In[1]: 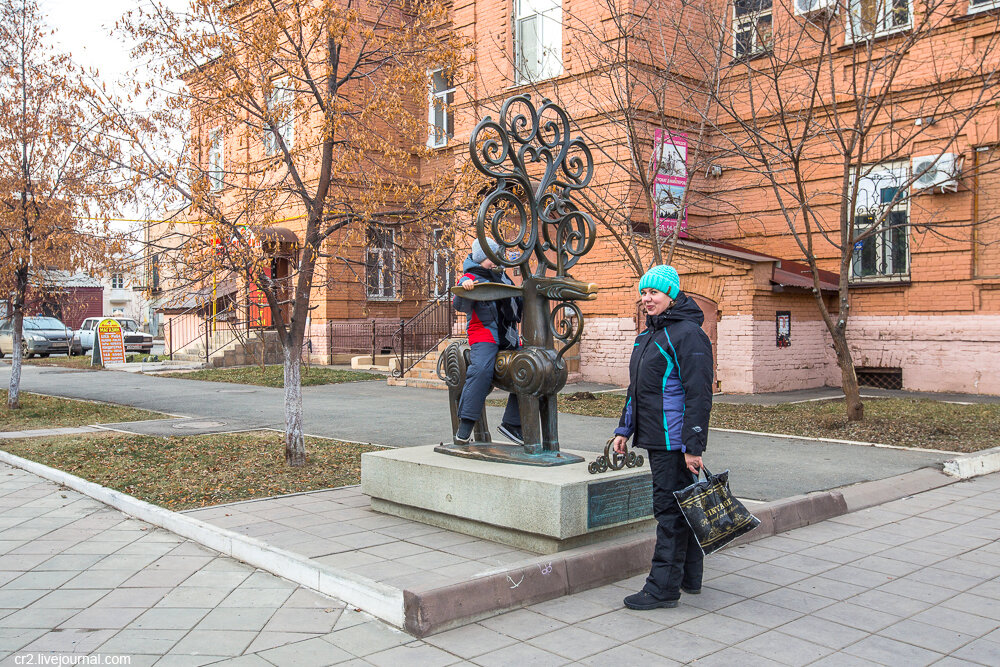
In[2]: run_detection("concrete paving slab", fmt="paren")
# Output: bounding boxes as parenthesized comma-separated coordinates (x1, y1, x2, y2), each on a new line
(2, 466, 1000, 664)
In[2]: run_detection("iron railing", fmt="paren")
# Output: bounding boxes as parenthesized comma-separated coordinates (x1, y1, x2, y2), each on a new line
(329, 320, 402, 363)
(391, 293, 455, 378)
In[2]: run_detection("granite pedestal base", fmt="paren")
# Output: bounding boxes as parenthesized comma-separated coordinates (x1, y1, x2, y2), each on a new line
(361, 445, 654, 554)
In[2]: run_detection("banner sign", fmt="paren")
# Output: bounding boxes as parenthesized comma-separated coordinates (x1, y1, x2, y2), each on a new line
(94, 318, 126, 365)
(652, 129, 689, 235)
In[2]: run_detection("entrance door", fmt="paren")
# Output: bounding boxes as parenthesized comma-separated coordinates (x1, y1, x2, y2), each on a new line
(687, 293, 718, 387)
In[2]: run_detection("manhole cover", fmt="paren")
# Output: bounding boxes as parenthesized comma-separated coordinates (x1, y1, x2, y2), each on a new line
(172, 420, 227, 430)
(218, 389, 256, 394)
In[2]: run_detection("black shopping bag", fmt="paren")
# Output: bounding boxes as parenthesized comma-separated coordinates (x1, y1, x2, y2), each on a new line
(673, 466, 760, 555)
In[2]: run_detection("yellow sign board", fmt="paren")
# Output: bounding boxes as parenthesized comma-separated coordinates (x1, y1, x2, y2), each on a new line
(93, 318, 126, 365)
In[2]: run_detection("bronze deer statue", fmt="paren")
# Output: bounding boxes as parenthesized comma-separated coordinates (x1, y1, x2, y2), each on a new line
(435, 94, 598, 466)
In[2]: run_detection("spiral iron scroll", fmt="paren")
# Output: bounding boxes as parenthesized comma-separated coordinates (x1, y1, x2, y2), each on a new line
(589, 438, 645, 475)
(470, 94, 596, 277)
(550, 302, 583, 365)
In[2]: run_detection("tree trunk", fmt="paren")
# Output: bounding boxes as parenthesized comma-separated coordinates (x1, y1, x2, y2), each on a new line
(829, 327, 864, 422)
(283, 344, 306, 466)
(7, 309, 24, 410)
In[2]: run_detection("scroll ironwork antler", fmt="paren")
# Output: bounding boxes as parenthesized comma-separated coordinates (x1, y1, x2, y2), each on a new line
(469, 94, 596, 278)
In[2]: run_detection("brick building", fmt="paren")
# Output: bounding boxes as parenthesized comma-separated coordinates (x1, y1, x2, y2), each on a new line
(429, 0, 1000, 395)
(157, 0, 1000, 395)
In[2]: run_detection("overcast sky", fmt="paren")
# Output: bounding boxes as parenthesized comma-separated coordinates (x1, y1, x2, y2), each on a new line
(40, 0, 139, 86)
(39, 0, 186, 225)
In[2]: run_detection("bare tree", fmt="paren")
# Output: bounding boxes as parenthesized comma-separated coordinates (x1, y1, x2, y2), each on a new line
(0, 0, 122, 409)
(96, 0, 467, 464)
(689, 0, 1000, 419)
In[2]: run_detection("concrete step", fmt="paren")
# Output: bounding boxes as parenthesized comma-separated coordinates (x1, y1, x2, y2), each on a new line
(386, 376, 447, 390)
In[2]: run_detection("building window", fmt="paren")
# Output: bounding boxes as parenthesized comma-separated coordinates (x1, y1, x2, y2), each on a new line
(734, 0, 772, 58)
(969, 0, 1000, 13)
(430, 229, 454, 297)
(428, 70, 455, 148)
(366, 227, 397, 299)
(515, 0, 562, 83)
(851, 162, 909, 281)
(208, 128, 224, 192)
(264, 78, 294, 156)
(848, 0, 910, 41)
(110, 273, 125, 289)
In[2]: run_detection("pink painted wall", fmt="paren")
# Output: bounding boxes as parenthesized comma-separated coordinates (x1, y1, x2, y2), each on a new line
(847, 315, 1000, 395)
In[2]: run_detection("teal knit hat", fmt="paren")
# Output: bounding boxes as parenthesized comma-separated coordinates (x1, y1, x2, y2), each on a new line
(638, 265, 681, 299)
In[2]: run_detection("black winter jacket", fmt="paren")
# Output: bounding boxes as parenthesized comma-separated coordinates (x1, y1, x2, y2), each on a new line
(614, 293, 714, 456)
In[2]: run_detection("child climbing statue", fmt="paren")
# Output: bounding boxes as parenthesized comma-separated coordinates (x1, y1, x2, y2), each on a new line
(452, 238, 524, 445)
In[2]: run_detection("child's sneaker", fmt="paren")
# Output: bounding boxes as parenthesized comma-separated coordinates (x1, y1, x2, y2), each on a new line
(497, 423, 524, 445)
(455, 419, 476, 444)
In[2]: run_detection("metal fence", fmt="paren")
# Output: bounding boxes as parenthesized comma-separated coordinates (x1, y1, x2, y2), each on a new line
(329, 320, 402, 362)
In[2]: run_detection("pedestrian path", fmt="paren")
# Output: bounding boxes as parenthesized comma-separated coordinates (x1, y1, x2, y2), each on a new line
(3, 462, 1000, 665)
(0, 426, 102, 440)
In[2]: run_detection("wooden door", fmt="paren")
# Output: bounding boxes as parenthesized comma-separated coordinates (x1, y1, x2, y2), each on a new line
(687, 293, 718, 387)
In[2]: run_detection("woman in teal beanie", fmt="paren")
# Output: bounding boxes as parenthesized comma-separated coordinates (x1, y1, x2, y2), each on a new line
(612, 264, 714, 610)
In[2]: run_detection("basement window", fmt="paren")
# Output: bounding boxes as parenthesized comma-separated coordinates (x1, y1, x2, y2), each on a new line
(856, 367, 903, 390)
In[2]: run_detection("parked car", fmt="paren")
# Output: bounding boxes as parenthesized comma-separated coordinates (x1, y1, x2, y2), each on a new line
(76, 317, 154, 354)
(0, 316, 79, 358)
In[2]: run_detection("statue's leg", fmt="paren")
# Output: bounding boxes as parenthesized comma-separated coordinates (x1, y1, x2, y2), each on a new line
(540, 393, 560, 453)
(518, 394, 542, 455)
(449, 346, 467, 439)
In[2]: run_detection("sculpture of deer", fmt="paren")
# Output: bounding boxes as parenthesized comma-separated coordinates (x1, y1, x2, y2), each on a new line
(435, 94, 598, 466)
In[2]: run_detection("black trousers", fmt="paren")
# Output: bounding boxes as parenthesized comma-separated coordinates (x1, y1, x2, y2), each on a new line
(642, 448, 704, 600)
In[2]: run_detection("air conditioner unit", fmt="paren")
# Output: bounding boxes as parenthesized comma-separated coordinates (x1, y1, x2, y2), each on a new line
(911, 153, 962, 193)
(794, 0, 837, 17)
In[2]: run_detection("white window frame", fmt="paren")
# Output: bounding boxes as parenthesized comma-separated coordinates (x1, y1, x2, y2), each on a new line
(968, 0, 1000, 14)
(847, 0, 911, 42)
(110, 273, 125, 289)
(428, 69, 456, 148)
(515, 0, 563, 84)
(264, 77, 295, 156)
(733, 0, 773, 58)
(208, 128, 224, 192)
(850, 161, 911, 282)
(366, 227, 398, 300)
(430, 229, 454, 297)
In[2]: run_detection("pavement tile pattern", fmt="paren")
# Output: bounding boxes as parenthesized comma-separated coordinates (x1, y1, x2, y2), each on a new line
(2, 462, 1000, 665)
(183, 489, 537, 590)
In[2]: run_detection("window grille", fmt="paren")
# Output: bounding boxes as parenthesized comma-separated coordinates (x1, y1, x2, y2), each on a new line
(856, 367, 903, 390)
(851, 162, 910, 281)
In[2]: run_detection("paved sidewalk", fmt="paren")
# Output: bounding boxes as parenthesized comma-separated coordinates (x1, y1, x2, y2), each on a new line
(3, 462, 1000, 665)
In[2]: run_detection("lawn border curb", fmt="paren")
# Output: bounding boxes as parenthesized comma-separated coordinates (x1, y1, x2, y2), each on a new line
(0, 448, 404, 628)
(943, 445, 1000, 478)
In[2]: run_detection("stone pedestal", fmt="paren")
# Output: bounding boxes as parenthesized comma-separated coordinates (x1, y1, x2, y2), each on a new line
(361, 445, 654, 554)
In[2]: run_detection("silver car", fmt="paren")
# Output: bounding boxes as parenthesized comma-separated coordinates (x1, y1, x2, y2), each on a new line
(76, 317, 154, 354)
(0, 316, 78, 358)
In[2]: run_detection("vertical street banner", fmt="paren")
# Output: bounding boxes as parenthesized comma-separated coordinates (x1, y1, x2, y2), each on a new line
(93, 318, 126, 365)
(653, 129, 688, 235)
